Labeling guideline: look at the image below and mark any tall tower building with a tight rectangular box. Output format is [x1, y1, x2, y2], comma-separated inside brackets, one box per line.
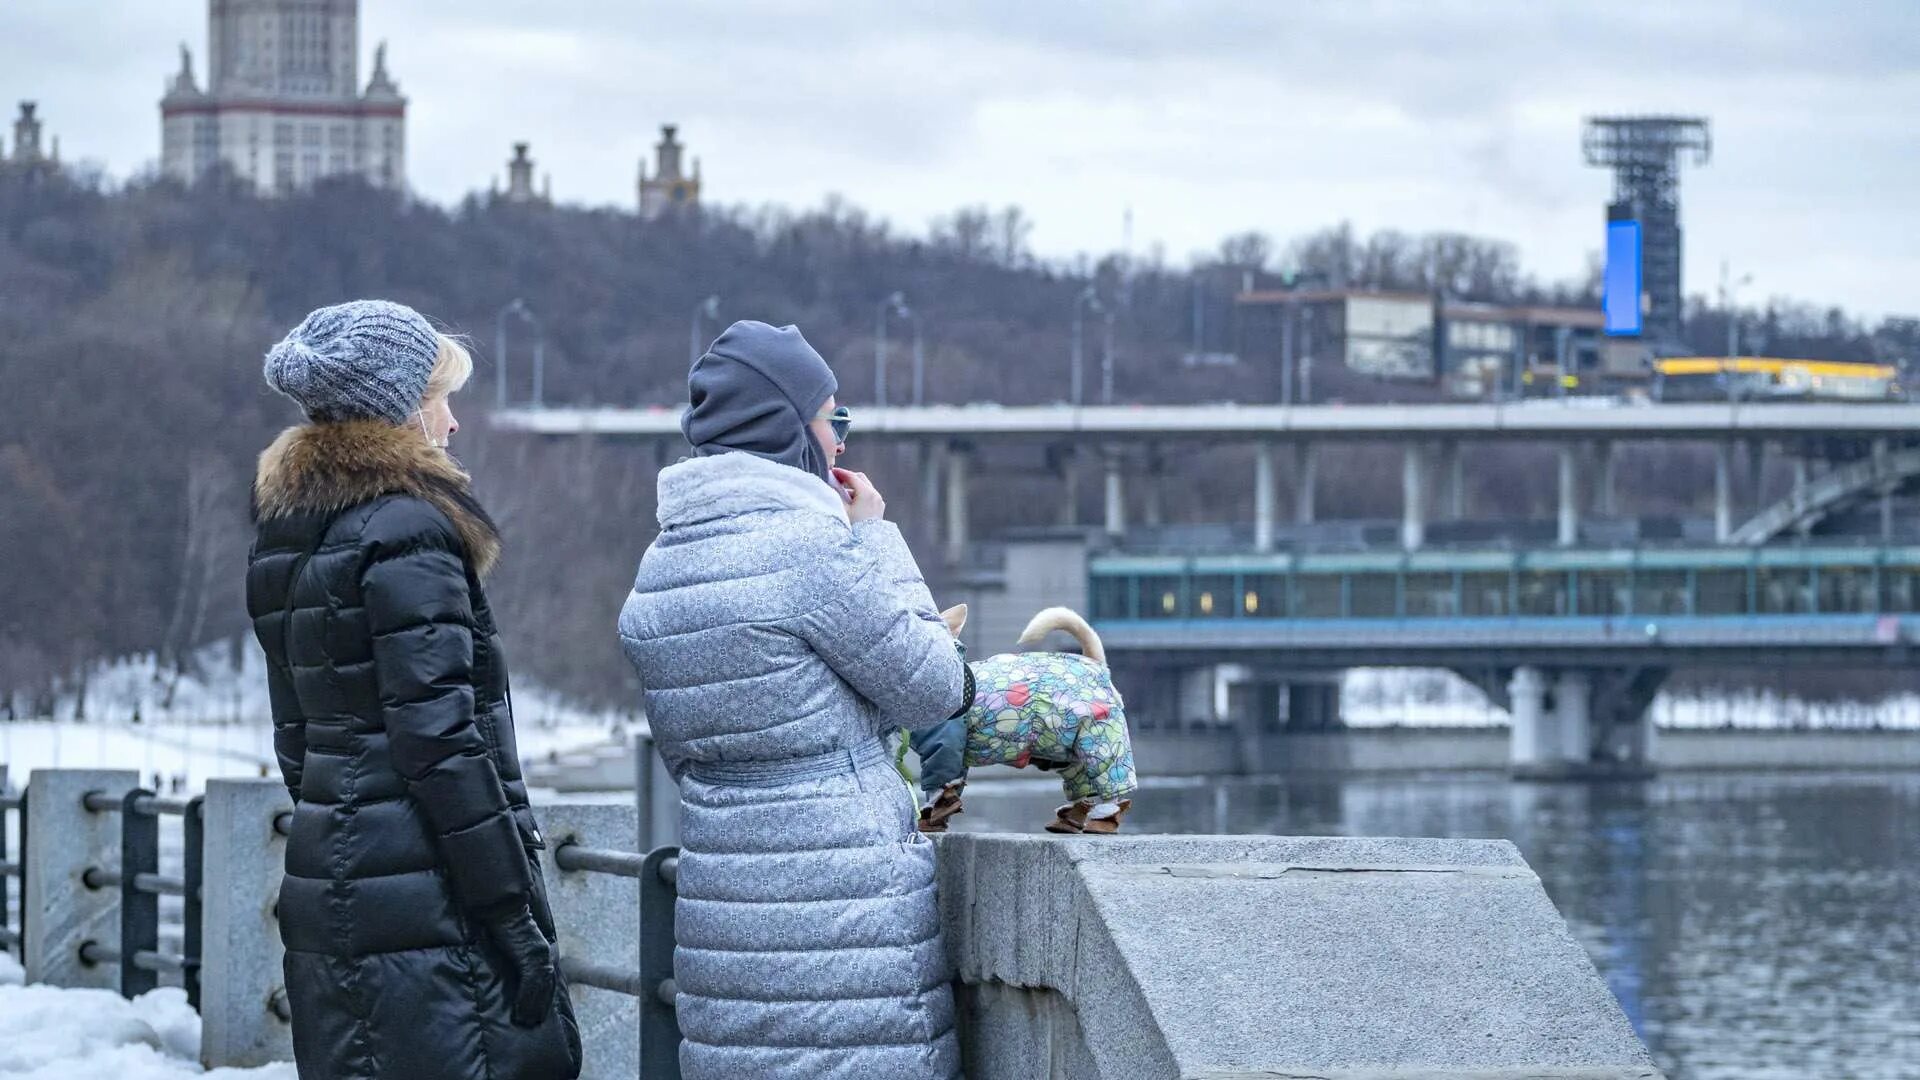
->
[501, 142, 549, 205]
[6, 102, 60, 171]
[638, 125, 700, 219]
[160, 0, 406, 195]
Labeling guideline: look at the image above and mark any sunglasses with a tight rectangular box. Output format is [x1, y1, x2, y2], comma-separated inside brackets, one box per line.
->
[814, 405, 852, 445]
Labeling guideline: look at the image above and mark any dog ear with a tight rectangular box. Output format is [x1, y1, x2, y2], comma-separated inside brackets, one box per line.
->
[940, 604, 969, 635]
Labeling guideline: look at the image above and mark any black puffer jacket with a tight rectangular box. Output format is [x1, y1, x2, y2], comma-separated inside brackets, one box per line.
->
[246, 420, 580, 1080]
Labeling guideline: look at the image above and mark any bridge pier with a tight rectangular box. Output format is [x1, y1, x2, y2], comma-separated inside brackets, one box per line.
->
[1714, 441, 1733, 543]
[1253, 441, 1276, 553]
[1103, 446, 1125, 540]
[1509, 665, 1659, 781]
[1293, 441, 1317, 525]
[945, 440, 971, 563]
[1594, 440, 1616, 516]
[1401, 443, 1427, 551]
[1557, 444, 1580, 546]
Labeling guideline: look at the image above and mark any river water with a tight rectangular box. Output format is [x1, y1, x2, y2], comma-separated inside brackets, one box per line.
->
[959, 769, 1920, 1080]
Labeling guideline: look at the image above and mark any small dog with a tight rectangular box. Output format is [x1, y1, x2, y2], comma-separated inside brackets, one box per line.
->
[913, 604, 1136, 835]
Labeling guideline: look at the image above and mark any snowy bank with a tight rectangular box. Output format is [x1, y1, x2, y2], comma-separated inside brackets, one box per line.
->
[0, 953, 290, 1079]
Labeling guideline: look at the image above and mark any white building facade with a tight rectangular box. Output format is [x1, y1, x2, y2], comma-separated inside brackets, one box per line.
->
[160, 0, 405, 194]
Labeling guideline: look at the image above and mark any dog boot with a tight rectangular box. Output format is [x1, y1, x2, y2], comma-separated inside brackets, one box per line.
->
[1045, 799, 1093, 834]
[918, 781, 966, 833]
[1080, 799, 1131, 835]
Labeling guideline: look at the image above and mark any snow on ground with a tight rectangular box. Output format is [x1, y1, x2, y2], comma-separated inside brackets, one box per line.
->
[24, 637, 638, 729]
[1337, 668, 1920, 729]
[0, 959, 292, 1079]
[0, 637, 637, 791]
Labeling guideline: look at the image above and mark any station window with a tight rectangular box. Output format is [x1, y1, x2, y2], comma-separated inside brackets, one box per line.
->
[1141, 575, 1184, 619]
[1089, 576, 1132, 620]
[1756, 567, 1814, 615]
[1190, 575, 1233, 619]
[1402, 573, 1457, 617]
[1816, 566, 1873, 614]
[1239, 574, 1286, 618]
[1349, 574, 1396, 618]
[1575, 571, 1629, 616]
[1460, 572, 1510, 616]
[1694, 569, 1750, 615]
[1292, 574, 1342, 618]
[1516, 571, 1569, 616]
[1632, 570, 1689, 616]
[1880, 566, 1920, 613]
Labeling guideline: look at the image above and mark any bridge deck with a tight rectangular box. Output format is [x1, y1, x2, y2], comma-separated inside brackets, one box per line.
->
[495, 401, 1920, 441]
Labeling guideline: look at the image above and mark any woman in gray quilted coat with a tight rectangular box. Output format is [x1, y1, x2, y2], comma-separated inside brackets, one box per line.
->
[618, 321, 973, 1079]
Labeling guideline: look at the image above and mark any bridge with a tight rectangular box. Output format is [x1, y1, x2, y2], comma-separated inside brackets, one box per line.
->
[495, 401, 1920, 556]
[496, 401, 1920, 778]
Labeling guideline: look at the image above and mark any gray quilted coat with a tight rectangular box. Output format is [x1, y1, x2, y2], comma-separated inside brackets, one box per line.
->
[618, 451, 967, 1079]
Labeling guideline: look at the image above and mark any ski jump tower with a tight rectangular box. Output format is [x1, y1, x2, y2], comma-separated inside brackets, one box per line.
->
[1582, 116, 1711, 355]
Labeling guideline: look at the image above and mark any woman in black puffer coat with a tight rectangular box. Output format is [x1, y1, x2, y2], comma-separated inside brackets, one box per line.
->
[245, 300, 580, 1080]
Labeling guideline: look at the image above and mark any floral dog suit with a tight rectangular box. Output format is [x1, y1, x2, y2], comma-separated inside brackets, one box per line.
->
[913, 651, 1136, 803]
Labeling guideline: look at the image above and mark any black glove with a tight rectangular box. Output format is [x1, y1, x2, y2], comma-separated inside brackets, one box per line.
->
[479, 903, 556, 1027]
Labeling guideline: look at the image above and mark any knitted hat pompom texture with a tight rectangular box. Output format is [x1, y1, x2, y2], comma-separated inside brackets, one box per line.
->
[264, 300, 442, 425]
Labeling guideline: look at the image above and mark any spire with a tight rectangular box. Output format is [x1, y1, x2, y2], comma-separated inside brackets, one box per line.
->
[165, 42, 202, 101]
[364, 41, 400, 99]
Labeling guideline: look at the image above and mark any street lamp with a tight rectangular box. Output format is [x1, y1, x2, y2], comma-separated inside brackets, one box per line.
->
[1718, 261, 1753, 359]
[1717, 261, 1754, 403]
[875, 291, 908, 405]
[909, 308, 927, 406]
[494, 298, 525, 410]
[689, 295, 720, 366]
[1071, 285, 1104, 407]
[1100, 306, 1116, 405]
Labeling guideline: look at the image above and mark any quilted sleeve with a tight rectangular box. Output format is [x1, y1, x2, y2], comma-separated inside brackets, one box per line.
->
[360, 498, 531, 915]
[786, 519, 967, 732]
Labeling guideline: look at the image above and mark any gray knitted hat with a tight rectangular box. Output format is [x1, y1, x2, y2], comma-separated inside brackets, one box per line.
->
[263, 300, 441, 424]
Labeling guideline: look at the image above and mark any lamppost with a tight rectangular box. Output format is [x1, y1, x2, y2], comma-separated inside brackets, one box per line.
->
[689, 295, 720, 366]
[524, 306, 547, 407]
[875, 291, 908, 405]
[1718, 261, 1752, 359]
[1100, 306, 1116, 405]
[494, 298, 525, 410]
[1071, 285, 1103, 406]
[1718, 261, 1753, 402]
[908, 308, 927, 406]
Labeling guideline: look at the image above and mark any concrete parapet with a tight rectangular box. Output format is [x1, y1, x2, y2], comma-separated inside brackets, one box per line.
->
[537, 802, 640, 1080]
[23, 769, 136, 989]
[934, 833, 1662, 1080]
[198, 779, 294, 1068]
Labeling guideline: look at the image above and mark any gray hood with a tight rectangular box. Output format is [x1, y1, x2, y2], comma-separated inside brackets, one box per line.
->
[680, 320, 839, 485]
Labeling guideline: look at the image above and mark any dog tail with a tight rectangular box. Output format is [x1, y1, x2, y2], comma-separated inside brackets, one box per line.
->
[1017, 607, 1106, 665]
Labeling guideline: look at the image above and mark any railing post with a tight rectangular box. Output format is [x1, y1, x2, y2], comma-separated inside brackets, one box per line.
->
[24, 769, 136, 988]
[118, 787, 161, 998]
[182, 795, 205, 1009]
[634, 729, 679, 851]
[1, 763, 10, 955]
[198, 779, 294, 1069]
[538, 804, 640, 1079]
[639, 847, 681, 1078]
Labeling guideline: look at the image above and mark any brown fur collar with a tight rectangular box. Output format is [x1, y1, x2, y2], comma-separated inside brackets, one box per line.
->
[253, 420, 501, 576]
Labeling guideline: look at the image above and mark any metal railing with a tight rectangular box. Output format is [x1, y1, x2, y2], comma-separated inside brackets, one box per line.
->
[79, 788, 204, 1005]
[551, 838, 680, 1078]
[0, 773, 22, 956]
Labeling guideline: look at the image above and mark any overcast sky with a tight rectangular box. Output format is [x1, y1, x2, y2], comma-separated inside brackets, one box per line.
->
[5, 1, 1916, 318]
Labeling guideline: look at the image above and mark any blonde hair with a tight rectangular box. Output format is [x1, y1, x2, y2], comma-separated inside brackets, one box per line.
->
[422, 334, 474, 403]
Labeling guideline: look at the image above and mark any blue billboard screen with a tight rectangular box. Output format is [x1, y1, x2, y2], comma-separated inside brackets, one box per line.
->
[1603, 220, 1643, 336]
